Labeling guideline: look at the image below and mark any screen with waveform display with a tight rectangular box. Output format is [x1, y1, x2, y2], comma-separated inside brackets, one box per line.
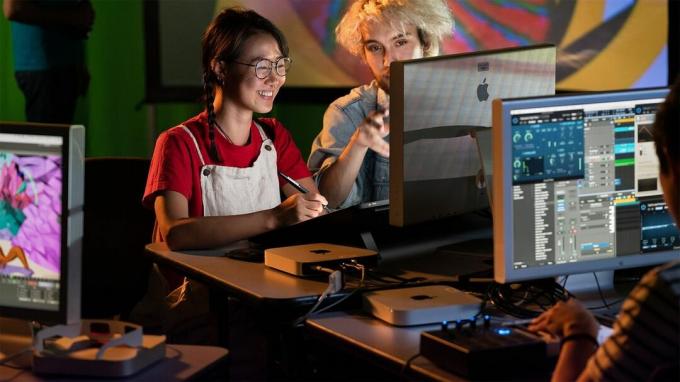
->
[641, 199, 680, 252]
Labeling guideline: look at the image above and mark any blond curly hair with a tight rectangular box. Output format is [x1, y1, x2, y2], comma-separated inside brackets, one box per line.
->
[336, 0, 454, 57]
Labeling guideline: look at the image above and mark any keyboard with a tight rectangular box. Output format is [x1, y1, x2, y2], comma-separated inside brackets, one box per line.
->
[420, 319, 557, 379]
[504, 317, 614, 345]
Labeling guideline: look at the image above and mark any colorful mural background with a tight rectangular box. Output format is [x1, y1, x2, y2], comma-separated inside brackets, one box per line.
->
[209, 0, 666, 90]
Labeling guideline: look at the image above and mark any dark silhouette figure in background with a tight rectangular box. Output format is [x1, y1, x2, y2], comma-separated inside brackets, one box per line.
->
[3, 0, 94, 123]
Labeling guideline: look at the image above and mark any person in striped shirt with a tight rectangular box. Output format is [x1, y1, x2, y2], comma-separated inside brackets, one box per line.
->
[529, 79, 680, 382]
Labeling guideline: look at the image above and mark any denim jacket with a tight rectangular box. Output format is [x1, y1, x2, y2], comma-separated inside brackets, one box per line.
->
[308, 81, 389, 209]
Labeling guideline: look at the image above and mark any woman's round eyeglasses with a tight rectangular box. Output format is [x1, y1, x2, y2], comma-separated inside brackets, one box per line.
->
[233, 57, 292, 79]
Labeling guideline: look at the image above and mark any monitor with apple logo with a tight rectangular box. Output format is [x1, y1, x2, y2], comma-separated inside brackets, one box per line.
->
[390, 44, 556, 227]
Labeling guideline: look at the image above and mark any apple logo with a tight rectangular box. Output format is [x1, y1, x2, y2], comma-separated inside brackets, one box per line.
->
[477, 78, 489, 102]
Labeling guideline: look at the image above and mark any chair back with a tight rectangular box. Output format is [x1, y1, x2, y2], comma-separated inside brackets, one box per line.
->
[81, 157, 154, 319]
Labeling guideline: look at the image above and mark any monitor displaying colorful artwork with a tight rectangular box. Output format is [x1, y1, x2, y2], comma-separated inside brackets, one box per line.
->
[0, 153, 62, 281]
[0, 123, 84, 324]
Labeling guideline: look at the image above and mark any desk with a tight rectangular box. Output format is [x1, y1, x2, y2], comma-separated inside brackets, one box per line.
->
[146, 243, 335, 379]
[145, 215, 492, 307]
[146, 243, 329, 308]
[144, 214, 492, 379]
[0, 344, 228, 382]
[306, 311, 464, 382]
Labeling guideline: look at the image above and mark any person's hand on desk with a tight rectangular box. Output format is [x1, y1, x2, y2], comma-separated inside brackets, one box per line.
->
[529, 298, 599, 339]
[273, 192, 328, 227]
[528, 299, 601, 382]
[353, 108, 390, 158]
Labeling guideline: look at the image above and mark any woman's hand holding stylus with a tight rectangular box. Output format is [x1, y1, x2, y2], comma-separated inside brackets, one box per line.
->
[273, 192, 328, 227]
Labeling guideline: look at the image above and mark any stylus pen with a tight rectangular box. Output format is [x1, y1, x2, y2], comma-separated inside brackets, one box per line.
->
[278, 171, 309, 193]
[278, 171, 331, 212]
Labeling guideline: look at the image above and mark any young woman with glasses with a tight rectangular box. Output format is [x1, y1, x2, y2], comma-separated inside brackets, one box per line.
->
[144, 7, 327, 250]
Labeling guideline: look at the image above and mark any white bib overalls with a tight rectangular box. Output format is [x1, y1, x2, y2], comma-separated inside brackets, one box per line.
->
[181, 121, 281, 216]
[131, 121, 281, 336]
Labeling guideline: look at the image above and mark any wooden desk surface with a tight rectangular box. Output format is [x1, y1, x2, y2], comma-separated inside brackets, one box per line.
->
[145, 218, 493, 306]
[0, 344, 228, 382]
[146, 242, 329, 304]
[306, 311, 464, 382]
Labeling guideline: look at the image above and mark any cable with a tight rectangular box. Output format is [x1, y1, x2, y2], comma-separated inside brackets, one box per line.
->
[473, 285, 491, 319]
[340, 260, 364, 281]
[488, 284, 537, 318]
[294, 263, 371, 327]
[0, 320, 36, 370]
[593, 272, 614, 310]
[312, 265, 336, 275]
[313, 263, 367, 316]
[487, 280, 571, 318]
[560, 275, 569, 289]
[401, 352, 421, 377]
[587, 299, 625, 311]
[294, 269, 344, 326]
[0, 348, 32, 370]
[313, 286, 363, 316]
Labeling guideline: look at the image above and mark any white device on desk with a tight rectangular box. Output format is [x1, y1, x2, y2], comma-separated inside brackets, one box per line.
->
[0, 124, 164, 377]
[265, 243, 378, 276]
[31, 319, 166, 377]
[363, 285, 483, 326]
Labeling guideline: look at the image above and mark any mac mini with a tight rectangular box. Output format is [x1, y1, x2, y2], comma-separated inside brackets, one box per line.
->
[363, 285, 482, 326]
[264, 243, 378, 276]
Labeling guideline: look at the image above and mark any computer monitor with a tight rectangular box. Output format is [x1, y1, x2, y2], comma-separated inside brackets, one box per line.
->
[390, 44, 556, 227]
[0, 122, 84, 324]
[492, 88, 679, 288]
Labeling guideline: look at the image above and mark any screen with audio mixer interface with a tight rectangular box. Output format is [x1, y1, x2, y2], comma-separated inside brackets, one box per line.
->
[510, 98, 679, 270]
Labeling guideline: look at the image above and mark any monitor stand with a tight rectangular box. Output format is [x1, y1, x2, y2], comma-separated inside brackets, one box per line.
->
[562, 271, 626, 311]
[0, 317, 166, 377]
[31, 320, 166, 377]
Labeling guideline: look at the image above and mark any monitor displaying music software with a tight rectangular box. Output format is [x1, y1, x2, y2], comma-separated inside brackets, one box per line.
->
[0, 123, 83, 324]
[493, 88, 679, 283]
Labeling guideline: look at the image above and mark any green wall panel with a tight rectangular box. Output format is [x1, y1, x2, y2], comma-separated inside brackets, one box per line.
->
[0, 1, 329, 160]
[0, 11, 24, 123]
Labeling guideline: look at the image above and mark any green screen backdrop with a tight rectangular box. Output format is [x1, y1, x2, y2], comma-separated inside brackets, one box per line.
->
[0, 0, 326, 159]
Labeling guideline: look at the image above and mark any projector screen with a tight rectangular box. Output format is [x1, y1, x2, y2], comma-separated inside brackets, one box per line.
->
[144, 0, 669, 102]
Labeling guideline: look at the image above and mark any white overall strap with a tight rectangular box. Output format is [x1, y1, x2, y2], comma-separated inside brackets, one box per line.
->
[199, 120, 280, 217]
[180, 125, 206, 166]
[253, 120, 269, 142]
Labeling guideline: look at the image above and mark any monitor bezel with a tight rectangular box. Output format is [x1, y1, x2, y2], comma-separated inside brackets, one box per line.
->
[492, 88, 678, 283]
[0, 122, 83, 324]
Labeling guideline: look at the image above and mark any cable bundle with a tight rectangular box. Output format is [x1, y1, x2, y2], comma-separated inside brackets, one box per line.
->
[487, 279, 572, 319]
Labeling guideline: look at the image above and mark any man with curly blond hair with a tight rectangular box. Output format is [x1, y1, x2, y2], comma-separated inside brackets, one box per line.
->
[308, 0, 454, 209]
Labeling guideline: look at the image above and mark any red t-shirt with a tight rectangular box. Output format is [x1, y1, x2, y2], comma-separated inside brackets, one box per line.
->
[143, 112, 311, 220]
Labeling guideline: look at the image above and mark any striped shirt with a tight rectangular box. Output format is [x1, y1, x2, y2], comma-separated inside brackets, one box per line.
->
[583, 260, 680, 381]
